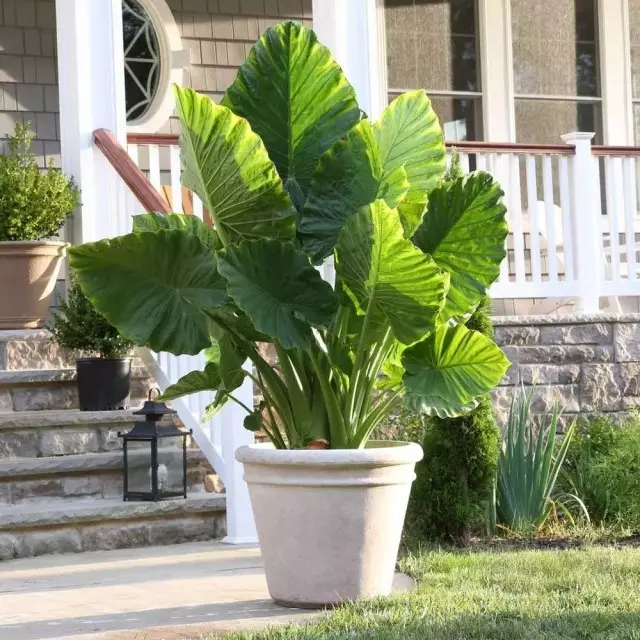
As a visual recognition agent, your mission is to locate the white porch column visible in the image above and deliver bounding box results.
[563,132,601,313]
[311,0,388,120]
[598,0,634,145]
[478,0,516,142]
[55,0,127,243]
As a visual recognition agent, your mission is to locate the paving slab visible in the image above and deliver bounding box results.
[0,541,321,640]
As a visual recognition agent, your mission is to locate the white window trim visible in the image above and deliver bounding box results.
[126,0,187,134]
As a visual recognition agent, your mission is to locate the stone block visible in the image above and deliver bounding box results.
[0,533,18,560]
[620,363,640,397]
[530,385,580,414]
[100,427,125,452]
[0,431,39,459]
[12,386,77,411]
[81,523,149,552]
[102,475,124,499]
[539,323,612,345]
[614,323,640,362]
[10,478,65,502]
[62,476,104,498]
[148,517,215,546]
[0,389,12,411]
[4,338,72,371]
[580,364,622,412]
[499,363,519,386]
[19,530,82,557]
[519,364,581,385]
[517,345,614,365]
[0,482,11,504]
[40,429,100,456]
[204,473,225,493]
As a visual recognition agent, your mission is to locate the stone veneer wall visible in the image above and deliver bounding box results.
[492,313,640,427]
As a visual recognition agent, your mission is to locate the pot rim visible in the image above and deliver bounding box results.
[236,441,423,467]
[76,357,132,364]
[0,240,69,247]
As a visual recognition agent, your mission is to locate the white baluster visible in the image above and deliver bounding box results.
[508,154,525,283]
[604,156,622,281]
[542,155,558,283]
[623,157,638,281]
[558,155,574,281]
[525,155,542,283]
[170,145,181,213]
[148,144,161,192]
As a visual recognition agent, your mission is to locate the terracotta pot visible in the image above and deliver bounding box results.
[236,441,423,609]
[0,241,67,329]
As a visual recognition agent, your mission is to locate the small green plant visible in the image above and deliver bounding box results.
[0,122,80,242]
[50,278,134,359]
[562,415,640,529]
[491,388,586,535]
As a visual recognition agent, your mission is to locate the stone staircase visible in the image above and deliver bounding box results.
[0,330,226,561]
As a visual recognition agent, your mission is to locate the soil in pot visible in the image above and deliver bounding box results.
[76,358,131,411]
[0,241,67,329]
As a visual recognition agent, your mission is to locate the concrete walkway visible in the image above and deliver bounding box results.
[0,542,320,640]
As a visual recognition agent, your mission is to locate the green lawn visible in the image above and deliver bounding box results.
[227,546,640,639]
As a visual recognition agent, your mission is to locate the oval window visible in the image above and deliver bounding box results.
[123,0,162,123]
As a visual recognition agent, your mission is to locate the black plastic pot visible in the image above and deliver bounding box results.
[76,358,132,411]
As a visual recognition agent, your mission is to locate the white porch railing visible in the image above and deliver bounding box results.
[127,131,640,314]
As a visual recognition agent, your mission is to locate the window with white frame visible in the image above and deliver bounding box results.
[384,0,482,141]
[629,0,640,143]
[122,0,185,133]
[511,0,602,144]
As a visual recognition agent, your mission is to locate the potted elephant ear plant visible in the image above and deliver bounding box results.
[0,122,80,328]
[50,277,134,411]
[68,21,509,608]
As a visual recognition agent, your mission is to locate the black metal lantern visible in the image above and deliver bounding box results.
[119,390,192,502]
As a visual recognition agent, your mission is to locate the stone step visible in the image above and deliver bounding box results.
[0,449,216,505]
[0,493,226,560]
[0,409,194,459]
[0,367,154,412]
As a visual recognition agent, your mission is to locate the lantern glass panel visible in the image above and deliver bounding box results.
[158,437,187,494]
[125,439,154,494]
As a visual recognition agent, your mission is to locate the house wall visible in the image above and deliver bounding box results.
[0,0,59,168]
[493,314,640,427]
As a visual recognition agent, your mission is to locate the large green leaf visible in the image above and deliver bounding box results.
[299,120,408,262]
[133,213,221,251]
[217,239,339,349]
[412,172,508,322]
[160,362,222,402]
[221,21,361,209]
[174,86,295,244]
[374,90,446,235]
[68,230,227,355]
[335,200,448,345]
[374,90,446,201]
[402,324,510,418]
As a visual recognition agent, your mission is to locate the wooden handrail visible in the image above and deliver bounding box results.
[125,132,640,159]
[94,129,170,214]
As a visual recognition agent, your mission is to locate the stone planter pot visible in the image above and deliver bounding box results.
[0,241,67,329]
[236,441,423,609]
